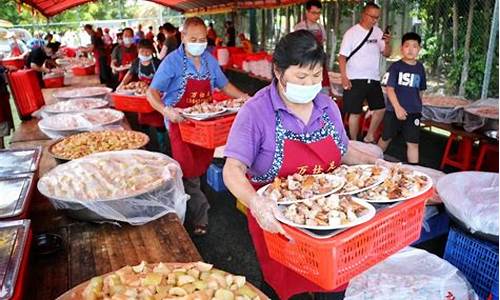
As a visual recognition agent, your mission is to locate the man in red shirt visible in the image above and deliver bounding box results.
[145,26,155,42]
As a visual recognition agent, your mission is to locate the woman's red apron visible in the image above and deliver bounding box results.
[248,112,347,299]
[118,45,137,82]
[168,56,215,178]
[137,61,164,128]
[11,43,22,57]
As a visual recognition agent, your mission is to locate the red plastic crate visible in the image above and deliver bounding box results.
[7,69,45,118]
[138,111,165,128]
[0,58,25,70]
[72,64,95,76]
[179,114,236,149]
[231,53,248,69]
[263,188,433,290]
[212,91,231,102]
[111,93,155,113]
[11,229,31,300]
[43,76,64,88]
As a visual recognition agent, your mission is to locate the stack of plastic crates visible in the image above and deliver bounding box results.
[444,226,499,300]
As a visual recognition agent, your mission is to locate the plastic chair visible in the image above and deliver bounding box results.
[475,142,499,172]
[440,133,475,171]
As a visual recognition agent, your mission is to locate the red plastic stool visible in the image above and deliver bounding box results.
[440,133,476,170]
[475,142,499,172]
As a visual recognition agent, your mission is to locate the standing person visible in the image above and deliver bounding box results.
[156,26,165,53]
[103,28,113,46]
[338,1,392,142]
[44,32,53,44]
[294,0,331,94]
[222,30,385,300]
[207,23,217,45]
[238,33,253,54]
[0,65,14,149]
[26,42,61,87]
[111,27,138,83]
[82,24,113,87]
[225,21,236,47]
[378,32,426,164]
[28,32,45,50]
[147,17,249,236]
[134,24,145,43]
[145,26,155,42]
[8,33,29,58]
[158,23,179,60]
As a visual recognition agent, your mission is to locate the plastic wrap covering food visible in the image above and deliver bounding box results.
[345,247,479,300]
[38,108,124,139]
[37,150,189,225]
[463,98,499,132]
[349,141,384,159]
[437,171,499,237]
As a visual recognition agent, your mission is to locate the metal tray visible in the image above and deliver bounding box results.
[0,219,30,300]
[0,147,42,177]
[0,174,35,219]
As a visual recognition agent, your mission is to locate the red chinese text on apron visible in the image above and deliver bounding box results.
[248,111,347,299]
[168,56,215,178]
[118,45,138,82]
[137,61,164,128]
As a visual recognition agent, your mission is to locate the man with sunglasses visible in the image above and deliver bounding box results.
[339,1,392,143]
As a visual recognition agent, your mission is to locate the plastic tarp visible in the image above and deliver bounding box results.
[437,171,499,236]
[345,247,478,300]
[37,150,189,225]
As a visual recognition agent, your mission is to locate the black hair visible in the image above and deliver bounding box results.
[148,26,153,30]
[116,32,123,39]
[402,32,422,45]
[273,30,326,77]
[137,39,155,51]
[83,24,93,31]
[363,1,380,11]
[122,27,134,35]
[46,42,61,52]
[163,23,177,33]
[306,0,322,10]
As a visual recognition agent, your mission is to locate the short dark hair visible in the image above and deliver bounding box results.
[183,17,206,32]
[402,32,422,45]
[163,23,177,33]
[363,1,380,11]
[46,42,61,52]
[122,27,134,35]
[137,39,155,51]
[116,32,123,39]
[273,30,326,76]
[83,24,93,31]
[306,0,322,10]
[148,26,153,30]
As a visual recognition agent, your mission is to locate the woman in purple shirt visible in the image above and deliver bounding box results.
[223,30,385,299]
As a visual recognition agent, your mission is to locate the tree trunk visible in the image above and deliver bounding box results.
[276,8,282,42]
[334,0,340,38]
[483,0,492,51]
[285,6,291,34]
[260,9,266,51]
[459,0,476,97]
[452,0,458,62]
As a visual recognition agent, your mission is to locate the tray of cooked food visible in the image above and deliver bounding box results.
[217,97,246,112]
[116,81,148,96]
[182,102,227,120]
[43,98,108,114]
[57,261,269,300]
[48,130,150,161]
[331,164,389,195]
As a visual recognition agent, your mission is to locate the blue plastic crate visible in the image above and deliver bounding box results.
[412,209,450,245]
[206,163,227,192]
[444,226,499,300]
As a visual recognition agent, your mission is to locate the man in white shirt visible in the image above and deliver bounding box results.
[294,0,331,94]
[339,2,392,142]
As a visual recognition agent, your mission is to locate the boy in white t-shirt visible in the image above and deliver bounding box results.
[338,1,392,142]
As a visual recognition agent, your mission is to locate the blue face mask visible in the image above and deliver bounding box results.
[139,54,152,62]
[282,81,322,104]
[185,42,207,56]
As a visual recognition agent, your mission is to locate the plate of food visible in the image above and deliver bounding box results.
[38,150,174,202]
[56,261,268,300]
[117,81,148,97]
[38,108,124,132]
[44,98,108,114]
[48,130,149,161]
[182,102,227,120]
[218,97,246,112]
[258,173,345,204]
[53,87,112,99]
[354,167,433,203]
[276,194,376,230]
[332,164,389,195]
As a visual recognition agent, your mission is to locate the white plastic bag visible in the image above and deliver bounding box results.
[349,141,384,159]
[437,171,499,236]
[38,150,189,225]
[345,247,479,300]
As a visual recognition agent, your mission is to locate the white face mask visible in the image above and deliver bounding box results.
[123,37,133,46]
[282,81,322,104]
[185,42,207,56]
[139,54,152,62]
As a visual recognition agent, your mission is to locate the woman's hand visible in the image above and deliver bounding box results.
[163,106,185,123]
[249,195,291,239]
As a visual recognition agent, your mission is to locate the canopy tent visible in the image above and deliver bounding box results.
[16,0,308,17]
